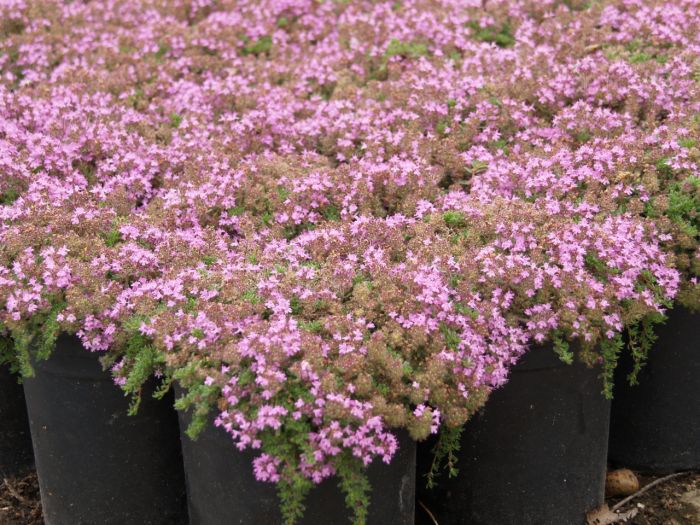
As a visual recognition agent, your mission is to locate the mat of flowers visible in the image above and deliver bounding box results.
[0,0,698,522]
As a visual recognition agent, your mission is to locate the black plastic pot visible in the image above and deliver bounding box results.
[417,346,611,525]
[22,335,188,525]
[609,307,700,473]
[0,364,34,477]
[176,388,416,525]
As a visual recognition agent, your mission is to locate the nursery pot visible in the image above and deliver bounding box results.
[176,386,416,525]
[417,346,611,525]
[609,306,700,472]
[0,364,34,477]
[22,335,188,525]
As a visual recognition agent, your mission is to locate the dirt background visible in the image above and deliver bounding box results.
[0,472,41,525]
[605,472,700,525]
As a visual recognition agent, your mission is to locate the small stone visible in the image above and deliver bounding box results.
[605,469,640,498]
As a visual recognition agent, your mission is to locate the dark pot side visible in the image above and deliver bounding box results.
[0,364,34,477]
[609,306,700,473]
[22,335,188,525]
[176,386,416,525]
[417,346,611,525]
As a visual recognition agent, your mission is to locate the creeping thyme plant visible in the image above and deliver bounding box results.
[1,0,699,522]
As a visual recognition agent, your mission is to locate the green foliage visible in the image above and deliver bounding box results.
[367,38,430,82]
[584,252,618,282]
[227,205,245,216]
[126,88,145,109]
[679,138,697,149]
[298,320,323,332]
[628,50,667,64]
[1,300,67,376]
[448,274,462,288]
[573,130,592,144]
[490,138,509,154]
[173,363,221,440]
[636,269,673,309]
[467,22,515,48]
[469,160,489,174]
[258,398,316,523]
[443,211,466,228]
[440,324,461,350]
[600,333,624,399]
[454,302,479,319]
[656,157,674,177]
[0,186,20,205]
[562,0,592,11]
[169,113,183,128]
[184,296,198,313]
[626,313,665,385]
[36,301,66,361]
[154,43,169,62]
[290,295,302,315]
[336,454,372,525]
[103,228,122,247]
[385,38,430,59]
[0,334,19,375]
[629,51,652,63]
[243,35,273,56]
[666,176,700,237]
[321,204,340,221]
[351,273,370,287]
[552,332,574,365]
[261,210,274,226]
[8,328,33,377]
[120,319,167,414]
[425,425,463,489]
[277,471,313,525]
[242,288,263,304]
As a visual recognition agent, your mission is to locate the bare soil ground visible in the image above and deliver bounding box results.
[605,472,700,525]
[0,472,42,525]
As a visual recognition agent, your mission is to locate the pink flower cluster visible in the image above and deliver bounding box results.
[1,0,697,512]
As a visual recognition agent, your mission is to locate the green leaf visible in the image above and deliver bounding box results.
[243,35,273,56]
[169,113,183,128]
[385,38,430,59]
[468,22,515,48]
[600,333,624,399]
[443,211,466,228]
[103,229,122,248]
[425,425,463,489]
[552,333,574,365]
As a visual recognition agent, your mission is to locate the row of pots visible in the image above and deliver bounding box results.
[0,308,697,525]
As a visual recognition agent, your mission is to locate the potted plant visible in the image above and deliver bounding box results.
[0,1,694,524]
[609,130,700,472]
[418,346,611,525]
[610,306,700,472]
[176,394,416,525]
[19,334,188,525]
[409,0,696,521]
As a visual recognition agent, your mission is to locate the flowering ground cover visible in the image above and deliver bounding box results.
[0,0,698,522]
